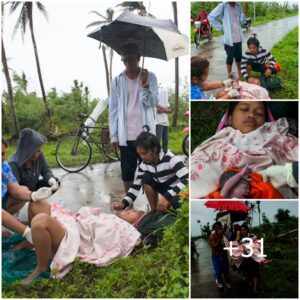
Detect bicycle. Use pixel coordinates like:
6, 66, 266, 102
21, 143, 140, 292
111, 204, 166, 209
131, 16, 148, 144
55, 113, 120, 173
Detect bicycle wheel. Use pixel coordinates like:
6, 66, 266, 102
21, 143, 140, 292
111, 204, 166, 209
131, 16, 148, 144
182, 135, 189, 157
101, 142, 120, 161
55, 134, 92, 172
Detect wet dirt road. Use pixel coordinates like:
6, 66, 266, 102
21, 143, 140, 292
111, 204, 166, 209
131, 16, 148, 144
191, 16, 298, 82
49, 156, 187, 214
191, 239, 259, 298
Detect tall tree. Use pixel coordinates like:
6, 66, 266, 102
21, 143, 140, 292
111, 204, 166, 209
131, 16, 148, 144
256, 201, 261, 226
87, 8, 115, 96
2, 2, 19, 138
117, 2, 147, 16
171, 1, 179, 127
10, 2, 51, 117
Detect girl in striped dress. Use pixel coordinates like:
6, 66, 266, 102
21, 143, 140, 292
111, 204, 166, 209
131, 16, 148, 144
241, 34, 279, 84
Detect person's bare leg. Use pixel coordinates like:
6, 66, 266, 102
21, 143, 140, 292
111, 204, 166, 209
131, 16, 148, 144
123, 180, 133, 193
236, 62, 241, 77
253, 276, 258, 293
226, 64, 232, 76
28, 200, 51, 225
21, 213, 65, 285
143, 184, 158, 210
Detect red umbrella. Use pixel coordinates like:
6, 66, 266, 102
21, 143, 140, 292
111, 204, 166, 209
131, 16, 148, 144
204, 201, 250, 213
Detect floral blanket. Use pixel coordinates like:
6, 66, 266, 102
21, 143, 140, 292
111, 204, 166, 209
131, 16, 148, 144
191, 118, 298, 198
50, 203, 141, 278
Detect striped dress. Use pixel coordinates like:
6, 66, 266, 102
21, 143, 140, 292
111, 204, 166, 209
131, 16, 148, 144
122, 150, 188, 207
241, 46, 276, 80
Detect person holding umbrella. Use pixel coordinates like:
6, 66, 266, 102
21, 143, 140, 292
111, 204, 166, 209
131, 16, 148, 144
109, 43, 159, 193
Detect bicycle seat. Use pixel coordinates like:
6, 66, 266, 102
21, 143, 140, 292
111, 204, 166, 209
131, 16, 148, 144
78, 113, 88, 120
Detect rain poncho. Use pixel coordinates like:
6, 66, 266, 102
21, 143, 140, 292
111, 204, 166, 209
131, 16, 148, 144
8, 128, 53, 191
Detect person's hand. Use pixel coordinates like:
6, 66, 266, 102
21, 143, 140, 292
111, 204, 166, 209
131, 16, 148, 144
48, 177, 59, 192
31, 187, 52, 202
156, 196, 171, 212
111, 202, 126, 211
110, 141, 119, 152
264, 68, 272, 77
140, 68, 149, 88
258, 163, 297, 188
222, 78, 232, 88
22, 226, 33, 245
228, 89, 240, 98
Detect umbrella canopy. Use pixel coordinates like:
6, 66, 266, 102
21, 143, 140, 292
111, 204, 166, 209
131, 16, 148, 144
204, 201, 250, 213
87, 11, 188, 61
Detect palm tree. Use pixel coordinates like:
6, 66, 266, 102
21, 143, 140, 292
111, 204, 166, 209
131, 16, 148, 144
117, 2, 147, 16
171, 1, 179, 127
256, 201, 261, 226
2, 2, 19, 138
10, 2, 51, 117
87, 8, 115, 96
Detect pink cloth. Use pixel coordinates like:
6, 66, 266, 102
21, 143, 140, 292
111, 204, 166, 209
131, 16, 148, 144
50, 203, 141, 278
191, 118, 298, 198
226, 81, 270, 99
223, 236, 265, 268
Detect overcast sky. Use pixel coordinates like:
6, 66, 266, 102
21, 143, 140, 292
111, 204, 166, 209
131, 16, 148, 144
191, 201, 298, 236
2, 0, 190, 100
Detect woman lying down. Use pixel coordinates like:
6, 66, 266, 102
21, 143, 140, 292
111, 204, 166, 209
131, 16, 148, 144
191, 101, 298, 199
20, 202, 176, 285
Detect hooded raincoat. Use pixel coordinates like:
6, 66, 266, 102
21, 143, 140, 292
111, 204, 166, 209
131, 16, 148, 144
8, 128, 54, 191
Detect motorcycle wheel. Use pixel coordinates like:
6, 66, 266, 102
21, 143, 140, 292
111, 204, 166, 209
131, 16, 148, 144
194, 31, 200, 47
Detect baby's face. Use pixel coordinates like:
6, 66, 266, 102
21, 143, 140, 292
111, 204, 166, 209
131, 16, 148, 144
229, 102, 266, 133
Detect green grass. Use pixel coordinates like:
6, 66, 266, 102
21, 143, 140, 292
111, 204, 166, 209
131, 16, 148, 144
2, 200, 189, 298
245, 27, 298, 99
4, 127, 185, 169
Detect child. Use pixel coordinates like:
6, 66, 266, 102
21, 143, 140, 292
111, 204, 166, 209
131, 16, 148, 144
191, 101, 298, 198
241, 34, 280, 84
191, 56, 239, 99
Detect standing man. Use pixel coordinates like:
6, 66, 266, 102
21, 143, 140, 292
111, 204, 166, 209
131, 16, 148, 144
156, 87, 172, 154
109, 43, 159, 193
209, 2, 244, 77
208, 222, 232, 289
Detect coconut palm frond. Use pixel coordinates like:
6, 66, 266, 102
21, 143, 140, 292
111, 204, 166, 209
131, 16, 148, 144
86, 20, 107, 29
12, 5, 28, 38
89, 10, 108, 20
36, 2, 49, 21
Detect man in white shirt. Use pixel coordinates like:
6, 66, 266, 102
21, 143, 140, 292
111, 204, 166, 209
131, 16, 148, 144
156, 87, 172, 154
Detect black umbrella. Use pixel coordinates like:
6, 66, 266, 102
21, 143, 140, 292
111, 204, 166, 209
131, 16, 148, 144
87, 11, 188, 61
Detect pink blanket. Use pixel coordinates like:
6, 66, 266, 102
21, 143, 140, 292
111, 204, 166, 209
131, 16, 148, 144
191, 118, 298, 198
50, 203, 141, 278
226, 81, 270, 99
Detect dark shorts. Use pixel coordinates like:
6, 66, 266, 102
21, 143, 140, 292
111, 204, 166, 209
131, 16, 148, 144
248, 62, 277, 75
119, 141, 141, 181
142, 172, 180, 209
225, 42, 242, 65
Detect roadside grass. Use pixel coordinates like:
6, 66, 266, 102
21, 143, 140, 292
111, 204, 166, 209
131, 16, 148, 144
2, 200, 189, 298
247, 27, 298, 99
4, 127, 185, 169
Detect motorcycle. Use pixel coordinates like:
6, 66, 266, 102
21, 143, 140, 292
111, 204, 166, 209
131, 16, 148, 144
242, 15, 252, 31
191, 18, 212, 47
182, 111, 189, 157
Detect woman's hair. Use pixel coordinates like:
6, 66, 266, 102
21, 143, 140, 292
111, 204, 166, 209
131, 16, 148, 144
191, 56, 209, 78
240, 223, 249, 232
135, 132, 161, 154
227, 101, 269, 121
247, 33, 260, 48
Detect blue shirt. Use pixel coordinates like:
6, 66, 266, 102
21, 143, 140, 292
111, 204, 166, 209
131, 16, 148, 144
191, 84, 207, 100
2, 162, 17, 208
208, 3, 244, 46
